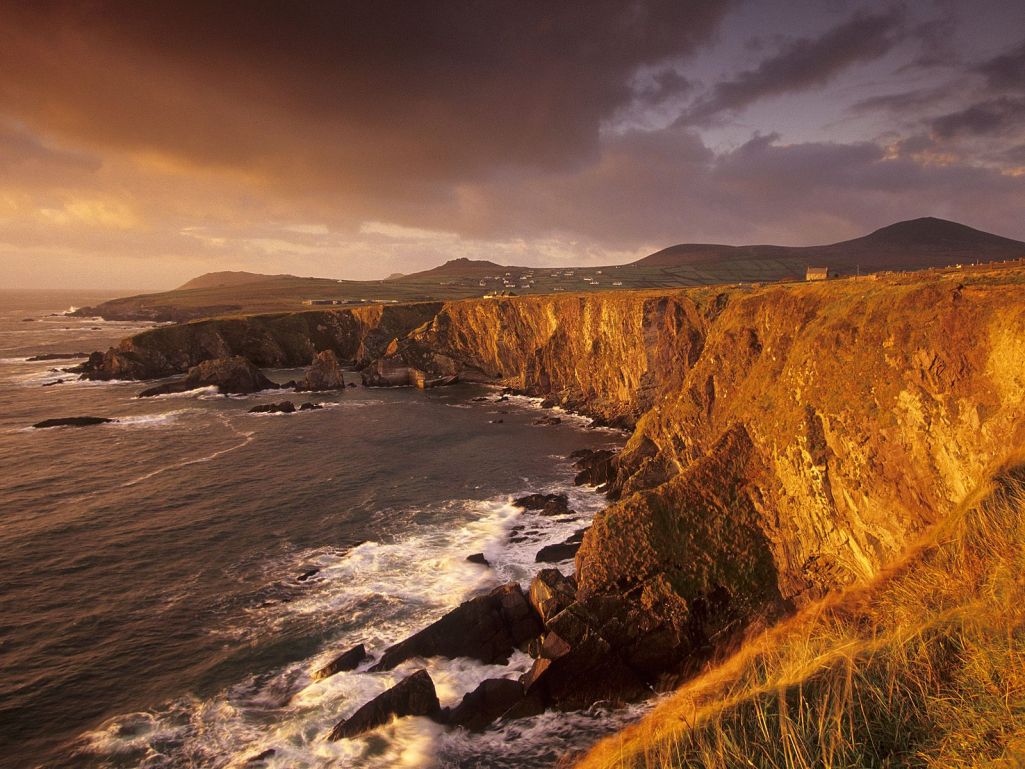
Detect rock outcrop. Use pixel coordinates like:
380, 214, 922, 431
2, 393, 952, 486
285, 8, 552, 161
312, 644, 367, 681
328, 669, 440, 740
296, 349, 345, 391
83, 267, 1025, 723
138, 356, 276, 396
33, 416, 115, 429
370, 583, 542, 671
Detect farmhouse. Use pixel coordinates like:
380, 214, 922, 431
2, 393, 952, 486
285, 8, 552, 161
805, 266, 830, 281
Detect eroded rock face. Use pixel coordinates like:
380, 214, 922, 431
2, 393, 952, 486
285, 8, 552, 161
443, 678, 527, 731
328, 669, 440, 740
297, 350, 345, 391
139, 356, 277, 396
369, 583, 542, 671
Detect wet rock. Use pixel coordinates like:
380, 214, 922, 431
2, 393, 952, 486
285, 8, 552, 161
443, 678, 527, 731
533, 415, 562, 426
139, 356, 277, 397
370, 583, 542, 671
244, 748, 276, 765
328, 669, 440, 740
296, 568, 319, 582
297, 350, 345, 391
534, 540, 581, 563
471, 396, 490, 402
346, 382, 357, 388
33, 416, 114, 429
489, 418, 504, 424
512, 493, 570, 516
528, 569, 577, 624
249, 401, 296, 414
569, 448, 618, 488
41, 379, 64, 387
540, 397, 558, 409
299, 402, 323, 411
466, 553, 490, 566
312, 644, 368, 681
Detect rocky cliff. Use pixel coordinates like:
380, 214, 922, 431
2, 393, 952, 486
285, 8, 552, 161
84, 268, 1025, 697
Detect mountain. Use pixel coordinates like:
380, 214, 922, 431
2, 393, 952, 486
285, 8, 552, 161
636, 217, 1025, 272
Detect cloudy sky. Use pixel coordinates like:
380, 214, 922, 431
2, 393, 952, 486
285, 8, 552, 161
2, 1, 1024, 289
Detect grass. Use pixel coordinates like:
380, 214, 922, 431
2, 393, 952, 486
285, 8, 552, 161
574, 463, 1025, 769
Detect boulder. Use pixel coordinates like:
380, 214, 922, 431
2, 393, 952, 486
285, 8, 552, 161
139, 356, 277, 397
249, 401, 296, 414
533, 415, 562, 426
512, 493, 570, 516
444, 678, 527, 731
528, 569, 576, 624
297, 350, 345, 391
299, 402, 323, 411
312, 644, 368, 681
535, 538, 582, 563
570, 448, 618, 488
466, 553, 490, 566
370, 583, 542, 671
328, 669, 440, 740
33, 416, 115, 429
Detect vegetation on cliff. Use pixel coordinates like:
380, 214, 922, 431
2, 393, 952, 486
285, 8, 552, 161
575, 465, 1025, 769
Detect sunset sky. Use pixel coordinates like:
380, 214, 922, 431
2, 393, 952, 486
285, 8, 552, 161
2, 1, 1024, 289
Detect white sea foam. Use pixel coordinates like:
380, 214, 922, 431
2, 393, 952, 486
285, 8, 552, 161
79, 475, 628, 768
114, 409, 193, 428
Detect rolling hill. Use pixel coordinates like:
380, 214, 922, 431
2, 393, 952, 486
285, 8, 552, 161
74, 217, 1025, 321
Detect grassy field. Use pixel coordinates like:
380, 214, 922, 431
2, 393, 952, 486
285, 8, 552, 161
574, 464, 1025, 769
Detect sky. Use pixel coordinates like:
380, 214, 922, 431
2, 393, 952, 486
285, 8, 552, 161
1, 1, 1024, 289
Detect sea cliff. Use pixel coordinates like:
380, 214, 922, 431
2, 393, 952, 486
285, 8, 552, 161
84, 267, 1025, 715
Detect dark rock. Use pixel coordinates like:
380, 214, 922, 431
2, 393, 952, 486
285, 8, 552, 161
26, 352, 88, 361
471, 396, 489, 401
33, 416, 114, 429
370, 583, 542, 671
570, 448, 619, 488
139, 356, 277, 397
346, 382, 358, 388
533, 416, 562, 426
512, 493, 570, 516
312, 644, 368, 681
296, 568, 319, 582
297, 350, 346, 391
466, 553, 490, 566
540, 397, 558, 409
41, 379, 64, 387
489, 418, 504, 424
249, 401, 296, 414
534, 541, 581, 563
444, 678, 527, 731
299, 402, 323, 411
497, 395, 509, 401
528, 569, 577, 624
245, 748, 276, 765
328, 669, 440, 740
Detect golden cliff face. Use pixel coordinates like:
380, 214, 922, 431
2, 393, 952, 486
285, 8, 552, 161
86, 268, 1025, 639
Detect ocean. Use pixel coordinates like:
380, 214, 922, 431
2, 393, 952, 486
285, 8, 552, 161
0, 290, 637, 769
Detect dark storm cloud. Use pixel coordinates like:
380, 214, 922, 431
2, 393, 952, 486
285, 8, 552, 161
931, 97, 1025, 138
678, 8, 904, 126
977, 39, 1025, 90
0, 0, 732, 198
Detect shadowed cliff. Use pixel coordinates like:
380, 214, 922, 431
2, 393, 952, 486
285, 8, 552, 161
83, 266, 1025, 733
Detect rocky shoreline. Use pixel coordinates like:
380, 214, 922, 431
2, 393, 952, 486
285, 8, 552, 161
76, 271, 1025, 746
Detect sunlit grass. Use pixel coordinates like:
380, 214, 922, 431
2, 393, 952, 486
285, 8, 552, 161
575, 465, 1025, 769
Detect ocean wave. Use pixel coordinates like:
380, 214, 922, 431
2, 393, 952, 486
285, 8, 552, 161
79, 478, 618, 768
114, 409, 194, 428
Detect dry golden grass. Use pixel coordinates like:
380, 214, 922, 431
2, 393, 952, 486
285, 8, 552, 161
575, 464, 1025, 769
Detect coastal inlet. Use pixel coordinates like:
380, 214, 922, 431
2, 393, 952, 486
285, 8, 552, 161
0, 290, 628, 769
